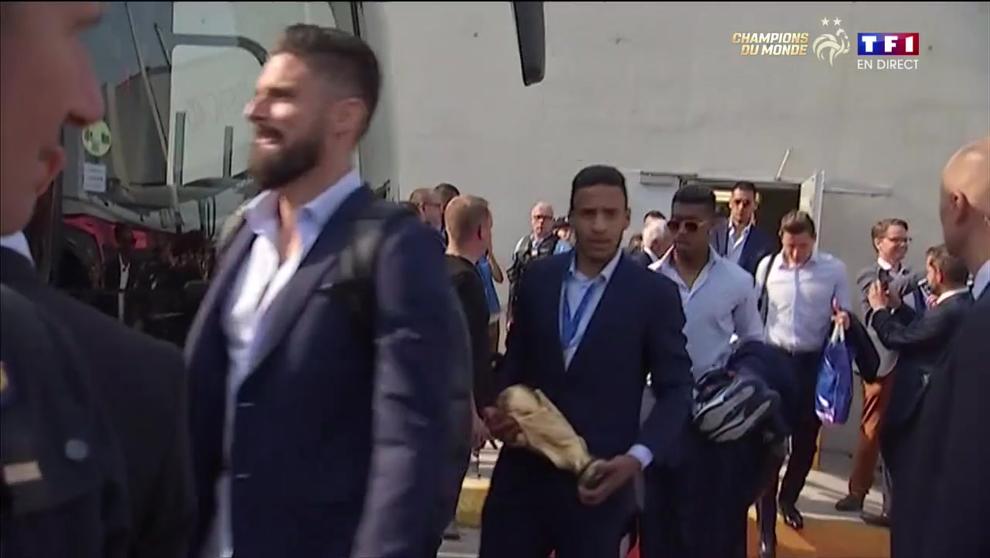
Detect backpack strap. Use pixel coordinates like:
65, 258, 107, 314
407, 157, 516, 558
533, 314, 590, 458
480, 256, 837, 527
335, 199, 415, 336
758, 253, 779, 324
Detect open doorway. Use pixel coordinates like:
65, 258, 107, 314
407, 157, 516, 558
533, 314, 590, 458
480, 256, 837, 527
682, 177, 801, 247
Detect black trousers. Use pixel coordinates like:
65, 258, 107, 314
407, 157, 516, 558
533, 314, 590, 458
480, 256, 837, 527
757, 348, 823, 540
641, 431, 769, 558
479, 450, 634, 558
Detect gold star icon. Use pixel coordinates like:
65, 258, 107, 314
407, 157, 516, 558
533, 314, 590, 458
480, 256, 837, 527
833, 18, 842, 26
821, 18, 829, 26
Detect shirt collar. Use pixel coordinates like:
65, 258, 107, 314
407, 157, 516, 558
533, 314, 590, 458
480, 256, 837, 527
777, 250, 818, 269
877, 257, 903, 273
567, 247, 623, 283
936, 287, 970, 305
656, 247, 721, 279
973, 260, 990, 300
0, 232, 34, 266
243, 169, 363, 237
728, 221, 751, 237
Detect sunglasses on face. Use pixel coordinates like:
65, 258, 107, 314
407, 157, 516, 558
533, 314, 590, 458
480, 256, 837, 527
533, 214, 554, 221
667, 219, 706, 233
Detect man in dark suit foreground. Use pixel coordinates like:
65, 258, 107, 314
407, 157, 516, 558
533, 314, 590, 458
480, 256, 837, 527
1, 3, 193, 557
893, 137, 990, 558
865, 245, 971, 495
185, 25, 458, 558
1, 245, 196, 558
479, 165, 694, 558
710, 182, 775, 277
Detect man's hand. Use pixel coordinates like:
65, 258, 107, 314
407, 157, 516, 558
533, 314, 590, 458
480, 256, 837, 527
887, 285, 902, 309
471, 413, 490, 452
832, 298, 851, 330
868, 280, 890, 311
481, 406, 522, 446
577, 455, 641, 507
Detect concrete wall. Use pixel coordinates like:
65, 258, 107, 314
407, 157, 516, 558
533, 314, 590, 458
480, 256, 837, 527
361, 2, 990, 454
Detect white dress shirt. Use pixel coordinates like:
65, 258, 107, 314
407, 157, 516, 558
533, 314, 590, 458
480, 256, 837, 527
756, 251, 851, 353
727, 222, 751, 265
643, 246, 660, 264
204, 169, 363, 558
973, 260, 990, 300
0, 232, 33, 264
558, 249, 653, 468
651, 250, 764, 378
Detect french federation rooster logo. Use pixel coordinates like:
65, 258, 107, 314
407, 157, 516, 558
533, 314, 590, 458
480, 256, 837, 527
813, 28, 851, 67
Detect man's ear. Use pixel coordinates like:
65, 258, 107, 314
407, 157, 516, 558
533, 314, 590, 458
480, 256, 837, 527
329, 97, 368, 138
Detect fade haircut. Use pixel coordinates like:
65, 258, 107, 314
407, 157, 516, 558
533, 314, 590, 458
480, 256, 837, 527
732, 181, 758, 196
570, 165, 627, 212
274, 24, 381, 134
672, 185, 716, 215
445, 195, 491, 243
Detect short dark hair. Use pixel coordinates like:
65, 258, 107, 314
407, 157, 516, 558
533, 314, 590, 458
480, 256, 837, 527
672, 185, 717, 214
926, 244, 969, 286
779, 210, 817, 238
274, 24, 381, 134
732, 181, 758, 196
871, 218, 910, 243
434, 183, 460, 199
569, 165, 627, 212
644, 210, 666, 222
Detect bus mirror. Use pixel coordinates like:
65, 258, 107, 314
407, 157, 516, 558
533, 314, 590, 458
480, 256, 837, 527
513, 2, 545, 86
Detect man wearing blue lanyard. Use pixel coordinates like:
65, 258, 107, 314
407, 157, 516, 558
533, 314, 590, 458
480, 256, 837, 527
479, 165, 693, 558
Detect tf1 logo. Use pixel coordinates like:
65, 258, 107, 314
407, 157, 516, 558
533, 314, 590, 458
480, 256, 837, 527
858, 33, 920, 55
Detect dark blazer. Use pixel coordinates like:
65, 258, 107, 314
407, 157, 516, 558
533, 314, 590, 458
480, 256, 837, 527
494, 252, 693, 477
871, 291, 972, 433
185, 186, 456, 558
2, 248, 195, 558
710, 222, 775, 276
0, 284, 130, 558
893, 286, 990, 558
628, 249, 656, 269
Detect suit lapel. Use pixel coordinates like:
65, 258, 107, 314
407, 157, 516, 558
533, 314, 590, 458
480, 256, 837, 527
248, 188, 373, 372
0, 248, 38, 286
185, 224, 254, 360
539, 257, 568, 378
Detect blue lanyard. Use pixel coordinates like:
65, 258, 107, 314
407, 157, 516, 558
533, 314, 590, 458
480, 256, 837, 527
560, 279, 602, 349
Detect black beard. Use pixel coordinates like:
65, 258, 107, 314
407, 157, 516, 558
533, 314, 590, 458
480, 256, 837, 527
248, 132, 321, 191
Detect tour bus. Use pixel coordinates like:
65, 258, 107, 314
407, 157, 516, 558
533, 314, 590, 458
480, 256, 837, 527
25, 1, 545, 345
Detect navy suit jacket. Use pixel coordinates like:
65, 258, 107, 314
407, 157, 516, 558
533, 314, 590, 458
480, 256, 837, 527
894, 287, 989, 558
710, 223, 775, 277
494, 253, 693, 486
872, 292, 971, 434
185, 187, 456, 558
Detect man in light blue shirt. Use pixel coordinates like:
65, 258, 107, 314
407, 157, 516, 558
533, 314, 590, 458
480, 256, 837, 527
644, 185, 766, 558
